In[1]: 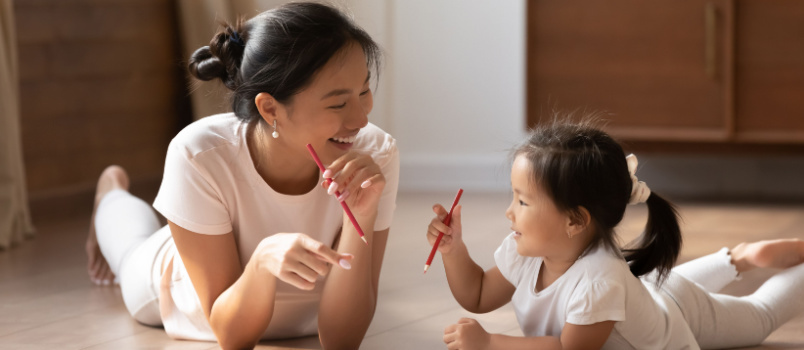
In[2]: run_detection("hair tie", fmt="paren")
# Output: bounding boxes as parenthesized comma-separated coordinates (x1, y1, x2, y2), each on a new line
(626, 154, 651, 205)
(229, 30, 244, 46)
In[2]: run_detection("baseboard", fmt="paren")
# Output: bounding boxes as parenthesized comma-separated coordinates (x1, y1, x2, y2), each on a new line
(400, 154, 804, 201)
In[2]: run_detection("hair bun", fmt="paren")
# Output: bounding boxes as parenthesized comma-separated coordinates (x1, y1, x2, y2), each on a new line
(188, 46, 227, 82)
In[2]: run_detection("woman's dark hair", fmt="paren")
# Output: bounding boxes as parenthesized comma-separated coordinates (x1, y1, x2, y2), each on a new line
(513, 116, 682, 284)
(187, 2, 381, 121)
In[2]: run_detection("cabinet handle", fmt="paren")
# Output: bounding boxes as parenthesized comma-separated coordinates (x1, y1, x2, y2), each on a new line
(705, 2, 717, 79)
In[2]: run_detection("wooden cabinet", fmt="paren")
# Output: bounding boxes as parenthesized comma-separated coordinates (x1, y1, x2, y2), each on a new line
(527, 0, 804, 144)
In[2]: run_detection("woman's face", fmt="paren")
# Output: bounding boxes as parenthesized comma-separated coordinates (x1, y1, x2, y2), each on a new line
(273, 42, 373, 164)
(505, 155, 571, 257)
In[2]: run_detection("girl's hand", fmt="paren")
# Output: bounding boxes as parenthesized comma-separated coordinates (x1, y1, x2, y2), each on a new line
(426, 204, 463, 255)
(443, 318, 491, 350)
(320, 151, 385, 218)
(253, 233, 353, 291)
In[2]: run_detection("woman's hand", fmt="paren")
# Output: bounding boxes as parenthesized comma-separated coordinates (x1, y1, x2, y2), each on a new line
(427, 204, 463, 255)
(443, 318, 491, 350)
(320, 151, 385, 217)
(253, 233, 353, 290)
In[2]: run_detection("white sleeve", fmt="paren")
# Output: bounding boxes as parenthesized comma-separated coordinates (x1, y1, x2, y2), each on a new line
(565, 279, 627, 325)
(372, 135, 399, 231)
(153, 142, 232, 235)
(493, 233, 526, 286)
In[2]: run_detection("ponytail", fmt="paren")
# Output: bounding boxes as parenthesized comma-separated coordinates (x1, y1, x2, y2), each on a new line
(622, 192, 682, 284)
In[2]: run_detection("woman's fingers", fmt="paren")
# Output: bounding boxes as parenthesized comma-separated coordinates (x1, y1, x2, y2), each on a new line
(299, 235, 344, 267)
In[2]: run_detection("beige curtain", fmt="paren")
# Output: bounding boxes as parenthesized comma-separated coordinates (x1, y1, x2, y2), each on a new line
(0, 0, 35, 250)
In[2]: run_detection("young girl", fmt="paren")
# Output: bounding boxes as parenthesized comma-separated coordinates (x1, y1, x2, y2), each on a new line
(85, 3, 398, 349)
(427, 120, 804, 349)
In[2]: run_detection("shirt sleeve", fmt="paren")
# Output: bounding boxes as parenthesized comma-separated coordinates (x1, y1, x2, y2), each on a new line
(493, 233, 527, 286)
(565, 278, 627, 325)
(372, 135, 399, 231)
(153, 142, 232, 235)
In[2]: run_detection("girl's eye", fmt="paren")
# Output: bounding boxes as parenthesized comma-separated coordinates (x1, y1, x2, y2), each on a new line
(329, 102, 347, 109)
(359, 89, 370, 96)
(519, 200, 527, 206)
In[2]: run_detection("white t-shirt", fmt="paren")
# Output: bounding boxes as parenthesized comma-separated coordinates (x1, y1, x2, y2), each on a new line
(494, 233, 699, 349)
(152, 113, 399, 340)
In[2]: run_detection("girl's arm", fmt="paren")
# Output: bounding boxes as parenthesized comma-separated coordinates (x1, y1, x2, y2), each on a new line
(427, 205, 516, 313)
(443, 245, 515, 313)
(169, 221, 347, 350)
(444, 318, 616, 350)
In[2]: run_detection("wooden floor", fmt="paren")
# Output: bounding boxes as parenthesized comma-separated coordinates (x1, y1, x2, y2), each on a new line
(1, 191, 803, 349)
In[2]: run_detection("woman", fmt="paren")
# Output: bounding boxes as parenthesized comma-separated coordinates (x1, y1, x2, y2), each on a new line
(85, 3, 398, 349)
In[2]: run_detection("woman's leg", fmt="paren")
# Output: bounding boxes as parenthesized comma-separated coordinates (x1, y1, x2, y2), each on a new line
(86, 165, 129, 284)
(90, 165, 167, 326)
(663, 240, 804, 349)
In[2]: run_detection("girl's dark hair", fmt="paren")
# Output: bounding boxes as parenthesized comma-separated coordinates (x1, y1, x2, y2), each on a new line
(187, 2, 381, 121)
(514, 116, 682, 283)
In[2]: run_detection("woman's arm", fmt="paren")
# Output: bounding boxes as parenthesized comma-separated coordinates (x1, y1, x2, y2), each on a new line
(315, 150, 390, 349)
(444, 318, 615, 350)
(169, 221, 348, 349)
(318, 221, 388, 349)
(168, 221, 270, 349)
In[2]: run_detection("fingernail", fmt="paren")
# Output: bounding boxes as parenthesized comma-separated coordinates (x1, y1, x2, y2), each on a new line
(361, 180, 371, 188)
(93, 279, 100, 285)
(327, 181, 338, 195)
(337, 189, 350, 202)
(323, 170, 332, 178)
(339, 259, 352, 270)
(102, 280, 110, 286)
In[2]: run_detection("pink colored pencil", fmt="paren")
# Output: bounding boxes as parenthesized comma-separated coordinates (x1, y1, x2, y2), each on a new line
(424, 189, 463, 273)
(306, 144, 368, 245)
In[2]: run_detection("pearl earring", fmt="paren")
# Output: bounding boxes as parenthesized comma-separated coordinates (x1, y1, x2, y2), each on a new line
(272, 120, 279, 139)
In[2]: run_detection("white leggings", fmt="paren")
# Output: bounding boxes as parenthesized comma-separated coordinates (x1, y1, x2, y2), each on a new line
(95, 189, 170, 326)
(665, 247, 804, 349)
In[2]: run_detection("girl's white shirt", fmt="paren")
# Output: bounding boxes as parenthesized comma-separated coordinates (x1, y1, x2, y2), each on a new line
(152, 113, 399, 340)
(495, 233, 699, 349)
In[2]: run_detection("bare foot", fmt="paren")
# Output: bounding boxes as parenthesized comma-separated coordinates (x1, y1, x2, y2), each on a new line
(730, 239, 804, 273)
(86, 165, 130, 285)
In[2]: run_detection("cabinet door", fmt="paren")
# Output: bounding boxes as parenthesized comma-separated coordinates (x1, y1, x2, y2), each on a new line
(735, 0, 804, 143)
(527, 0, 732, 141)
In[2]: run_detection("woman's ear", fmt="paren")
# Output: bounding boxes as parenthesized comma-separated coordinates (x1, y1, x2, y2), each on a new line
(567, 206, 591, 238)
(255, 92, 279, 124)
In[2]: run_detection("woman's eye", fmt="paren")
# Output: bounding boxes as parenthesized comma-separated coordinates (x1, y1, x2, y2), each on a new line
(360, 89, 370, 96)
(329, 102, 347, 109)
(519, 200, 527, 206)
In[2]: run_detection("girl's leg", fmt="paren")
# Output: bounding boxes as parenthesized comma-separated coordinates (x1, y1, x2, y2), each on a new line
(91, 166, 167, 326)
(663, 240, 804, 349)
(673, 239, 804, 293)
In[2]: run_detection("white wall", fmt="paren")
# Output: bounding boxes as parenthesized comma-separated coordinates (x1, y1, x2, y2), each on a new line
(387, 1, 527, 192)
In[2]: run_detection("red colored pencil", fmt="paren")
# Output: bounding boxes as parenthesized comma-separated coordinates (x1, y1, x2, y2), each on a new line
(306, 144, 368, 245)
(424, 189, 464, 273)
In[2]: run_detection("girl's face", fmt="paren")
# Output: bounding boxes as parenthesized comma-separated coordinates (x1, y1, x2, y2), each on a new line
(505, 155, 572, 257)
(271, 42, 373, 164)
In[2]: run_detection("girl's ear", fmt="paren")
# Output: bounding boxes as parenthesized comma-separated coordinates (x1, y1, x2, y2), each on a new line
(567, 206, 591, 238)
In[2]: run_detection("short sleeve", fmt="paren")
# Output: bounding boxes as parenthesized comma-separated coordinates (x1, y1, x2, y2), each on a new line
(153, 142, 232, 235)
(494, 233, 528, 285)
(372, 136, 399, 231)
(565, 279, 627, 325)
